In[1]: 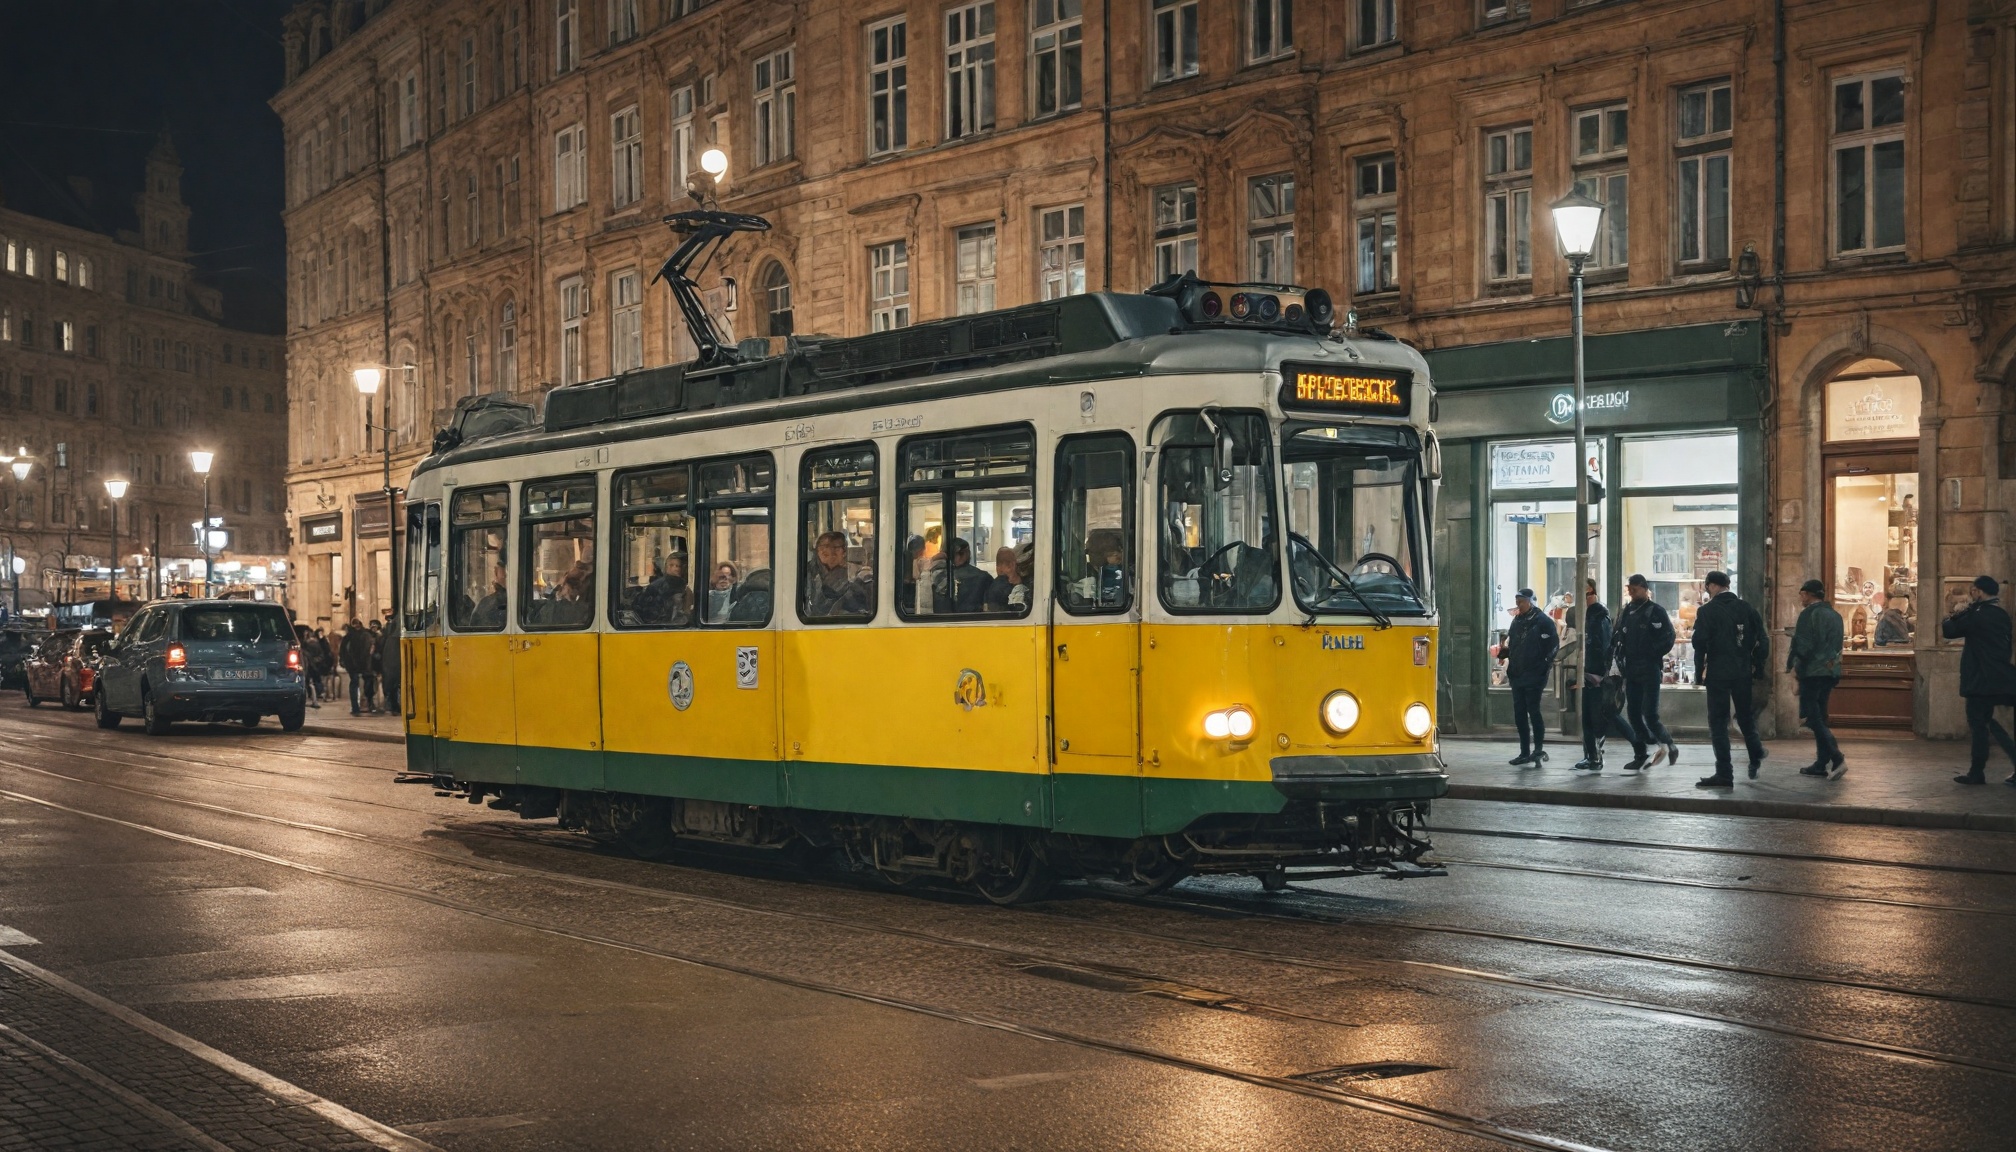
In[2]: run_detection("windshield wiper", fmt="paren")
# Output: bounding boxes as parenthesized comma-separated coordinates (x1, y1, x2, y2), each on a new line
(1290, 533, 1391, 629)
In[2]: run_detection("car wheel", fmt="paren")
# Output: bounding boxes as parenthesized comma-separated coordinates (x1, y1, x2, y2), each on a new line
(278, 704, 305, 732)
(60, 678, 81, 711)
(239, 716, 261, 729)
(24, 683, 40, 707)
(142, 685, 172, 736)
(94, 689, 121, 730)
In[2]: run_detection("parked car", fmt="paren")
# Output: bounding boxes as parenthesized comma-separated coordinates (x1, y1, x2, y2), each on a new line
(96, 600, 307, 734)
(0, 628, 38, 690)
(23, 628, 113, 710)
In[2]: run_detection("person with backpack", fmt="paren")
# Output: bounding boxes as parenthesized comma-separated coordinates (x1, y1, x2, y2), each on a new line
(1612, 573, 1678, 771)
(1692, 571, 1769, 788)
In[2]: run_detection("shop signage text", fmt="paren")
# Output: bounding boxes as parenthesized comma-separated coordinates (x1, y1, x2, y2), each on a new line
(1546, 389, 1631, 425)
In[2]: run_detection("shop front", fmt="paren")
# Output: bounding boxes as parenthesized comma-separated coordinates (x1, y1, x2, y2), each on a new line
(1426, 322, 1767, 737)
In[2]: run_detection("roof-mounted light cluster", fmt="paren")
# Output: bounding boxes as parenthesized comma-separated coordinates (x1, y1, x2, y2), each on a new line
(1150, 273, 1335, 335)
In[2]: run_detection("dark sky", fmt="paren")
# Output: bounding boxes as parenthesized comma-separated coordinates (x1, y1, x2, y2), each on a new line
(0, 0, 293, 333)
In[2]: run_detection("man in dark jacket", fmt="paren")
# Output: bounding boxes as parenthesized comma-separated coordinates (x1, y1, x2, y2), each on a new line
(1573, 580, 1616, 772)
(338, 618, 373, 715)
(1692, 570, 1768, 787)
(1787, 578, 1846, 780)
(1942, 574, 2016, 785)
(1612, 573, 1677, 770)
(1501, 588, 1559, 766)
(377, 613, 402, 714)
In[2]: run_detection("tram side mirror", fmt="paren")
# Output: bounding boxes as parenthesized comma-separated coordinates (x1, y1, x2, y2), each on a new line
(1423, 431, 1443, 481)
(1214, 425, 1236, 490)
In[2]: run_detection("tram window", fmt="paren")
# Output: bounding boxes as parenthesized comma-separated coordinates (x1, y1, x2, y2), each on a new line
(799, 443, 877, 623)
(698, 456, 775, 626)
(1283, 425, 1430, 617)
(519, 476, 597, 631)
(898, 426, 1035, 619)
(613, 465, 693, 629)
(449, 486, 510, 632)
(1056, 433, 1134, 614)
(1154, 410, 1280, 613)
(403, 502, 442, 631)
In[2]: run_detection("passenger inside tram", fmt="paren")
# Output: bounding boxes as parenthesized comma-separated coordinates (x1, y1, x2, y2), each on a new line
(932, 538, 990, 613)
(983, 546, 1026, 613)
(805, 530, 872, 618)
(630, 551, 690, 625)
(470, 563, 508, 628)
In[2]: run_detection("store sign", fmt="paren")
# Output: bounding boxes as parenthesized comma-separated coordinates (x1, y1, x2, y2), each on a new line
(1545, 389, 1631, 425)
(1278, 363, 1413, 418)
(1489, 441, 1605, 490)
(1825, 374, 1920, 442)
(299, 513, 343, 543)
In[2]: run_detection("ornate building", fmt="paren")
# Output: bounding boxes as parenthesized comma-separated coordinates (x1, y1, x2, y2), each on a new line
(275, 0, 2016, 734)
(0, 135, 287, 613)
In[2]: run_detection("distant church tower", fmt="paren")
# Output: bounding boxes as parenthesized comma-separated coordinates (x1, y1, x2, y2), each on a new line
(135, 131, 190, 257)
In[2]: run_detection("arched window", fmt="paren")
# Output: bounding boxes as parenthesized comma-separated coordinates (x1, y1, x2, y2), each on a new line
(497, 298, 518, 391)
(761, 260, 793, 337)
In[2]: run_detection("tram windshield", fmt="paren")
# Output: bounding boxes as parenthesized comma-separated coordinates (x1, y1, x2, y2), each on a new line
(1282, 425, 1431, 618)
(1156, 410, 1280, 613)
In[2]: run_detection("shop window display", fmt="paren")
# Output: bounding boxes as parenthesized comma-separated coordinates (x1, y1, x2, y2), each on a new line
(1618, 432, 1738, 685)
(1486, 439, 1605, 688)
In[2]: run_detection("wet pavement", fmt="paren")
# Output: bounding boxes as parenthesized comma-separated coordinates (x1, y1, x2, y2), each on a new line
(0, 706, 2012, 1150)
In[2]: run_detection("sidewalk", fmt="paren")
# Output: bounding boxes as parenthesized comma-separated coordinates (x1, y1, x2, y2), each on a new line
(1439, 734, 2016, 832)
(297, 700, 405, 745)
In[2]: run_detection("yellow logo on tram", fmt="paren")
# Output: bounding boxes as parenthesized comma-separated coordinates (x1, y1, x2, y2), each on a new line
(953, 669, 988, 711)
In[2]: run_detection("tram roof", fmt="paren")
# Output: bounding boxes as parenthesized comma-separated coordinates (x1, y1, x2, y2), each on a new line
(412, 291, 1431, 480)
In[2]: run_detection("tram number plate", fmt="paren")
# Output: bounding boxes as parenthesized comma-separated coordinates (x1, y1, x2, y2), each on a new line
(212, 669, 265, 680)
(1279, 362, 1412, 418)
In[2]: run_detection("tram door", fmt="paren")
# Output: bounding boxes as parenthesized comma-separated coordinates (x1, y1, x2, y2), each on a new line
(511, 477, 604, 791)
(402, 502, 442, 773)
(1049, 434, 1144, 838)
(441, 486, 517, 775)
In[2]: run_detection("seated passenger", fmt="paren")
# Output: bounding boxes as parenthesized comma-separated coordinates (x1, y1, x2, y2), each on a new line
(806, 530, 872, 618)
(470, 563, 508, 628)
(549, 560, 595, 625)
(726, 568, 773, 623)
(898, 535, 926, 616)
(932, 538, 990, 614)
(708, 561, 738, 620)
(983, 546, 1028, 614)
(633, 553, 689, 625)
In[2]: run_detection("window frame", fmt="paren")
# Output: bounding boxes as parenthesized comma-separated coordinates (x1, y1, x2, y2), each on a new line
(1570, 102, 1630, 273)
(895, 423, 1038, 622)
(1151, 0, 1199, 85)
(1030, 0, 1083, 118)
(1354, 0, 1397, 50)
(946, 2, 997, 140)
(1152, 181, 1199, 283)
(870, 239, 911, 331)
(1038, 203, 1086, 300)
(554, 123, 586, 211)
(669, 84, 696, 200)
(559, 275, 585, 384)
(1675, 80, 1733, 269)
(448, 484, 511, 634)
(754, 46, 797, 167)
(1054, 431, 1137, 617)
(1151, 407, 1283, 617)
(1830, 69, 1908, 258)
(694, 453, 777, 628)
(1353, 153, 1399, 296)
(797, 441, 881, 625)
(1247, 0, 1293, 63)
(867, 16, 909, 157)
(612, 104, 643, 208)
(609, 463, 695, 631)
(517, 474, 600, 632)
(761, 261, 793, 337)
(1246, 172, 1296, 284)
(953, 223, 997, 315)
(610, 268, 643, 373)
(1482, 124, 1533, 285)
(555, 0, 578, 73)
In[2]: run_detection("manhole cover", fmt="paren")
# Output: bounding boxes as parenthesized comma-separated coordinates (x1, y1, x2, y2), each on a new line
(1294, 1062, 1443, 1084)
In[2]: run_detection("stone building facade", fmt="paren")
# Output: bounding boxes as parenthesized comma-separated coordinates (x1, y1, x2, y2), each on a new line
(275, 0, 2016, 734)
(0, 136, 288, 613)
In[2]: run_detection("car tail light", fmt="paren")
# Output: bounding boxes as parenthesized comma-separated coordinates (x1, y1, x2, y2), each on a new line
(165, 644, 187, 669)
(286, 646, 301, 670)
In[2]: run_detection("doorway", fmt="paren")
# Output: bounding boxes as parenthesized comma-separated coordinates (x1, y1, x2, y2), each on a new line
(1821, 360, 1921, 728)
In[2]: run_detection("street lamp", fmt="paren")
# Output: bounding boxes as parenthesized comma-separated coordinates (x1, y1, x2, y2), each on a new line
(1550, 190, 1604, 742)
(355, 364, 406, 625)
(190, 450, 215, 597)
(6, 453, 30, 613)
(103, 478, 129, 602)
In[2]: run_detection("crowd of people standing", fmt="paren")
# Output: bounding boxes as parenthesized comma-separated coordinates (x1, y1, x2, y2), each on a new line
(293, 613, 401, 716)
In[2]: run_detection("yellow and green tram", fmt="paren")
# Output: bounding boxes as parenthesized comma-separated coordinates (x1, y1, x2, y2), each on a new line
(400, 276, 1446, 903)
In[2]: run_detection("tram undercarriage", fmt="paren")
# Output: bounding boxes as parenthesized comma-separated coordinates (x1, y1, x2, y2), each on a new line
(442, 779, 1444, 904)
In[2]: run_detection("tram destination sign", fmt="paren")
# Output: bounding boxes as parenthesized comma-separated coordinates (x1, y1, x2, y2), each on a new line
(1278, 363, 1413, 418)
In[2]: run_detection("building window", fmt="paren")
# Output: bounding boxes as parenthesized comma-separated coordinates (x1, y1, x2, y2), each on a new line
(554, 124, 586, 209)
(508, 6, 524, 88)
(85, 381, 97, 416)
(1031, 0, 1082, 117)
(465, 172, 480, 247)
(0, 306, 9, 341)
(868, 17, 908, 156)
(946, 3, 995, 139)
(53, 380, 70, 414)
(54, 251, 69, 284)
(460, 35, 477, 116)
(669, 85, 695, 199)
(609, 0, 638, 43)
(1481, 0, 1530, 23)
(1152, 0, 1198, 83)
(560, 276, 585, 384)
(400, 71, 420, 148)
(1153, 182, 1198, 282)
(612, 105, 643, 207)
(1832, 72, 1906, 256)
(611, 269, 643, 373)
(84, 325, 97, 357)
(1483, 125, 1533, 282)
(23, 247, 36, 277)
(1676, 80, 1732, 267)
(761, 261, 793, 336)
(1570, 103, 1629, 271)
(870, 240, 910, 331)
(555, 0, 578, 73)
(1247, 174, 1295, 283)
(465, 329, 480, 395)
(1355, 154, 1398, 296)
(2, 237, 13, 272)
(754, 46, 796, 166)
(498, 299, 518, 390)
(1248, 0, 1292, 62)
(1038, 204, 1086, 299)
(954, 224, 997, 315)
(1355, 0, 1396, 47)
(58, 320, 74, 352)
(75, 258, 90, 290)
(1822, 360, 1921, 661)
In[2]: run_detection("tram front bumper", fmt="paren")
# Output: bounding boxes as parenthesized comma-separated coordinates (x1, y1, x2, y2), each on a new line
(1269, 754, 1447, 802)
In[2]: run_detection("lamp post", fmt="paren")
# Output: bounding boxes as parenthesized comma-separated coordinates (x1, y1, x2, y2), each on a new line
(353, 366, 404, 624)
(1549, 191, 1605, 738)
(103, 478, 129, 602)
(5, 452, 31, 614)
(190, 450, 215, 597)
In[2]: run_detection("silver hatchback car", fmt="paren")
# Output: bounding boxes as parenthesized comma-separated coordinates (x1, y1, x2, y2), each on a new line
(96, 600, 308, 734)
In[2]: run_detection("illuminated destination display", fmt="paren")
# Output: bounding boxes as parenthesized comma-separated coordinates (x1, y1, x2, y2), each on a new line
(1279, 363, 1413, 417)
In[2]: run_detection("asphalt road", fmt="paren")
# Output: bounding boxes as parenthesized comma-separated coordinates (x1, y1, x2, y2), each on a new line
(0, 704, 2012, 1151)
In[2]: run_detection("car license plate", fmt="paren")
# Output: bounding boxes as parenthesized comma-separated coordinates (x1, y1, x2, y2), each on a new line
(211, 669, 265, 680)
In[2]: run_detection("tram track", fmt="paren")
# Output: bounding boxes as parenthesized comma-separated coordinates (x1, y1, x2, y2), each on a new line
(1, 750, 2012, 1083)
(1427, 823, 2016, 877)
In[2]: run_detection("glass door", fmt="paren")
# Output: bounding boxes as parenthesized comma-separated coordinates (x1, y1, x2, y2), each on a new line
(1825, 452, 1917, 727)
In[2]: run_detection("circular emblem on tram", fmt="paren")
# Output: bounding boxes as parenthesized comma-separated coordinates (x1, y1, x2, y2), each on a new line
(1546, 391, 1576, 425)
(953, 668, 988, 712)
(667, 660, 695, 711)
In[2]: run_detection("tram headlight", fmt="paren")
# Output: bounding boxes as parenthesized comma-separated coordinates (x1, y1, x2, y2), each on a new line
(1202, 705, 1256, 742)
(1402, 701, 1434, 741)
(1202, 710, 1232, 740)
(1320, 690, 1360, 735)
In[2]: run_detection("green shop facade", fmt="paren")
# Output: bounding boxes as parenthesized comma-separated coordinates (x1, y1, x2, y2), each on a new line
(1425, 321, 1768, 737)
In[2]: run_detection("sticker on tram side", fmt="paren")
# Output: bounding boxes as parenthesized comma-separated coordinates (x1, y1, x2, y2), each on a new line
(954, 669, 988, 711)
(736, 646, 759, 690)
(1415, 636, 1431, 666)
(668, 661, 695, 710)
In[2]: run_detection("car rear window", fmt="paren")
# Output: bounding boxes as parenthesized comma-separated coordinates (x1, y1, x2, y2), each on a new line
(179, 607, 293, 643)
(79, 634, 111, 657)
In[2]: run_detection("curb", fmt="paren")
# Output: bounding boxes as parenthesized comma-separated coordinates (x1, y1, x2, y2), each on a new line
(297, 722, 405, 745)
(1444, 783, 2016, 833)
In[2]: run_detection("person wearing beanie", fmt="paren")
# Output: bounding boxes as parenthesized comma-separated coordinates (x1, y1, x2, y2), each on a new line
(1787, 578, 1846, 780)
(1501, 587, 1558, 766)
(1691, 570, 1768, 788)
(1942, 574, 2016, 785)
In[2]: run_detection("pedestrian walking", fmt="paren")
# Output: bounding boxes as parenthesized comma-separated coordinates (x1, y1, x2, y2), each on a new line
(363, 620, 384, 714)
(1613, 573, 1678, 771)
(1573, 580, 1617, 772)
(294, 624, 321, 710)
(1787, 578, 1846, 780)
(378, 612, 402, 714)
(1942, 575, 2016, 786)
(1501, 588, 1559, 766)
(339, 618, 374, 715)
(310, 628, 335, 700)
(1692, 571, 1769, 788)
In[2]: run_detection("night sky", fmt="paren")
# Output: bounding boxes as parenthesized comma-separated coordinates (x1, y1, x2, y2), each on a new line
(0, 0, 293, 333)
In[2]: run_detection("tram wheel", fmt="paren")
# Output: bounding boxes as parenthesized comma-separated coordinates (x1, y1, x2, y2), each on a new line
(971, 836, 1054, 906)
(610, 797, 676, 860)
(1099, 841, 1188, 897)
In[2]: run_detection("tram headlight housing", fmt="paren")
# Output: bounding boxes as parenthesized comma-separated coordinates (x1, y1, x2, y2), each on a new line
(1202, 705, 1256, 742)
(1320, 690, 1360, 735)
(1402, 701, 1434, 741)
